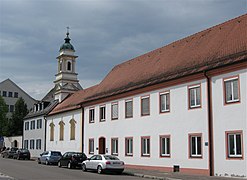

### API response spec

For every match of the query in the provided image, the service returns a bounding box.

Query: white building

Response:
[23,99,58,157]
[0,78,36,118]
[47,15,247,177]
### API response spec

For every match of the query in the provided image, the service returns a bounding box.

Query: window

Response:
[30,139,35,149]
[125,137,133,156]
[160,92,170,113]
[37,119,42,129]
[226,131,243,158]
[70,119,76,140]
[9,105,14,112]
[36,139,41,150]
[14,92,18,98]
[89,139,94,154]
[111,103,118,120]
[50,123,55,141]
[24,140,28,149]
[30,120,35,130]
[160,135,170,157]
[25,122,29,130]
[125,99,133,118]
[224,77,240,104]
[59,61,62,72]
[188,85,201,109]
[189,134,202,158]
[111,138,118,155]
[59,121,65,141]
[2,91,7,97]
[141,136,150,157]
[141,96,150,116]
[8,92,13,97]
[67,61,71,71]
[99,105,106,122]
[89,108,95,123]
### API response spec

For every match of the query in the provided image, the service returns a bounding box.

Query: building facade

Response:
[23,100,58,157]
[47,15,247,177]
[0,79,37,118]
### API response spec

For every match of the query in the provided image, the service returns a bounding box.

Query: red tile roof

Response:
[49,85,98,115]
[49,14,247,115]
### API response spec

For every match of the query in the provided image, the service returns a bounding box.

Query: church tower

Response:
[54,28,82,102]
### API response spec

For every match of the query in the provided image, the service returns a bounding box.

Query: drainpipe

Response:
[44,116,47,151]
[81,105,84,153]
[204,71,214,176]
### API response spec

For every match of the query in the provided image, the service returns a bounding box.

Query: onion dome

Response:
[59,30,75,52]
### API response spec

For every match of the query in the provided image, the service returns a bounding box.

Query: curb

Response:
[124,171,170,180]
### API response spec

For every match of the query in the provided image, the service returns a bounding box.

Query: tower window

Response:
[67,61,71,71]
[59,61,62,72]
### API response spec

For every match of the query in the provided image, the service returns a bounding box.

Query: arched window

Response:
[59,61,62,72]
[50,123,55,141]
[69,119,76,140]
[59,121,65,141]
[67,61,71,71]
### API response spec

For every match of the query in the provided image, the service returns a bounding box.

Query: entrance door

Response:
[98,137,106,154]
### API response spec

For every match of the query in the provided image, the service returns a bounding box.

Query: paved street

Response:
[0,157,141,180]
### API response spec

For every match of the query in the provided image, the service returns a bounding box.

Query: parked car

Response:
[13,149,30,160]
[38,151,62,165]
[1,147,18,158]
[58,152,87,169]
[82,155,124,174]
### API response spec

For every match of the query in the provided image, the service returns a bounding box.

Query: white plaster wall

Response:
[84,79,209,172]
[23,116,45,158]
[4,136,22,148]
[46,109,82,154]
[212,69,246,178]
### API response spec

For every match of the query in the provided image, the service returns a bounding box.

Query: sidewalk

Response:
[123,168,245,180]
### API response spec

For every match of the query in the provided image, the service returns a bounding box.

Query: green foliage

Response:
[9,97,29,136]
[0,96,8,136]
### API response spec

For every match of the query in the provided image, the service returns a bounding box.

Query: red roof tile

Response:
[49,85,98,115]
[49,14,247,115]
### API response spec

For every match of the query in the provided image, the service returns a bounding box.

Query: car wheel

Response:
[45,160,49,165]
[97,165,103,174]
[58,161,61,167]
[82,164,87,172]
[67,162,73,169]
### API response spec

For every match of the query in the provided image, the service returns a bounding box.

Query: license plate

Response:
[113,162,120,164]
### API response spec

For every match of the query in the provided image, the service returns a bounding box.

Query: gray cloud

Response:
[0,0,246,99]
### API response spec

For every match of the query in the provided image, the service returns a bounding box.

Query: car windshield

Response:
[104,155,119,160]
[51,152,62,156]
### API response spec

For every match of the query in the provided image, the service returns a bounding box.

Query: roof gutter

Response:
[204,71,214,176]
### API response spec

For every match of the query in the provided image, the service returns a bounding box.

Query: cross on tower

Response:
[66,27,70,36]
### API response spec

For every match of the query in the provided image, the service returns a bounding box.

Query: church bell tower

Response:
[54,28,82,102]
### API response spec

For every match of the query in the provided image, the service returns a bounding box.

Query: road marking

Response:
[0,172,15,179]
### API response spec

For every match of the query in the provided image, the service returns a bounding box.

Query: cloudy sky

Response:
[0,0,246,100]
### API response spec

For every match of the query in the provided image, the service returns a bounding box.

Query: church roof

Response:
[48,14,247,116]
[49,85,98,115]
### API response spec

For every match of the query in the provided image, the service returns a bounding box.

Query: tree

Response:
[9,97,28,136]
[0,96,8,136]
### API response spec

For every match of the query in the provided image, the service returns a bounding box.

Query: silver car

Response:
[38,151,62,165]
[82,155,124,174]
